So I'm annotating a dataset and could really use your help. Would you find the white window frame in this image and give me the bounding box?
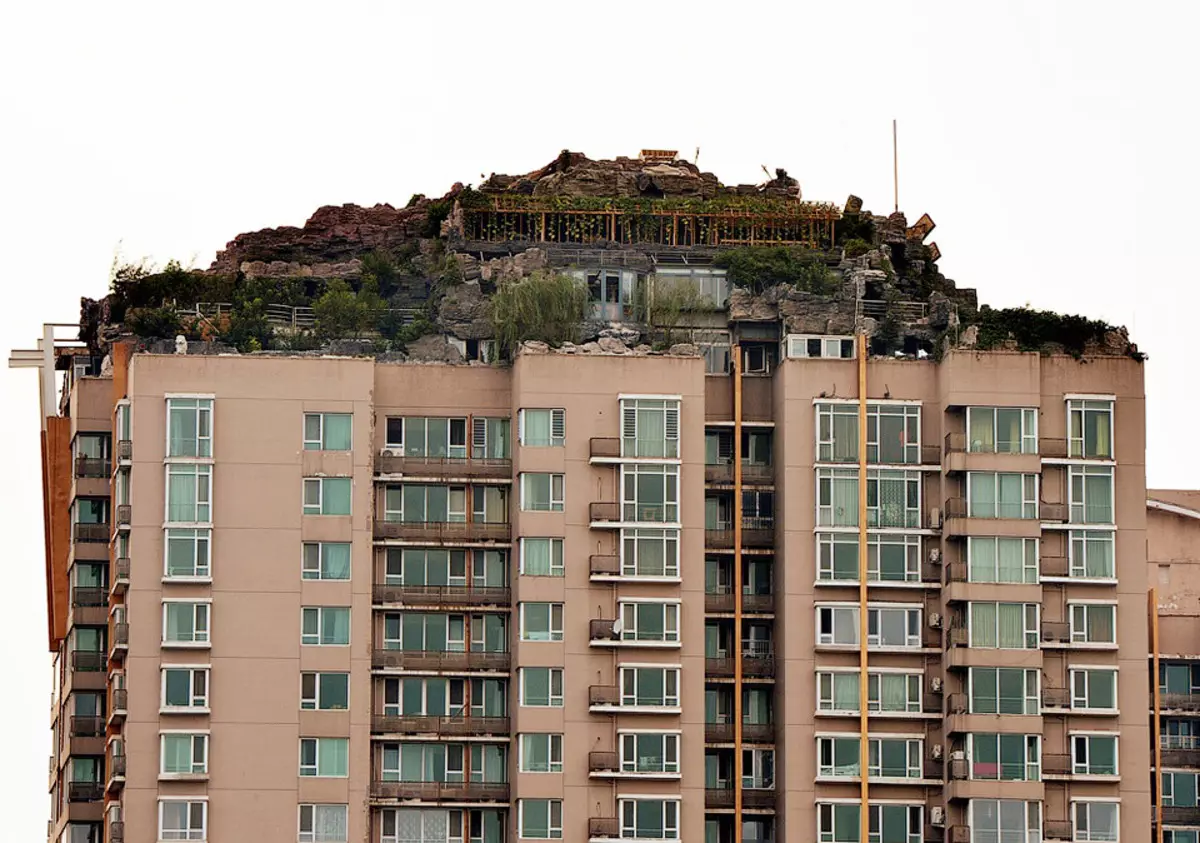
[300,606,351,646]
[966,471,1039,519]
[966,732,1041,781]
[298,804,349,843]
[967,602,1040,649]
[867,606,922,649]
[518,409,565,447]
[619,665,680,708]
[519,538,564,576]
[621,464,680,524]
[1073,800,1120,843]
[165,463,212,524]
[619,798,680,840]
[968,667,1041,715]
[817,605,860,646]
[867,736,923,780]
[520,473,565,513]
[867,672,923,713]
[1072,732,1120,776]
[619,731,680,774]
[300,672,350,711]
[158,799,207,842]
[166,397,213,459]
[298,737,349,778]
[620,529,680,579]
[161,666,209,712]
[817,735,861,777]
[1070,668,1119,712]
[965,406,1039,455]
[162,600,211,647]
[966,536,1039,584]
[1069,465,1115,525]
[519,668,564,708]
[1068,398,1115,459]
[518,733,564,773]
[163,528,211,579]
[1069,530,1116,579]
[967,799,1041,843]
[620,397,681,459]
[302,477,352,516]
[518,798,563,840]
[619,600,680,644]
[159,731,208,776]
[301,542,352,581]
[303,412,352,451]
[816,467,859,526]
[786,334,856,359]
[519,603,565,642]
[1070,603,1117,645]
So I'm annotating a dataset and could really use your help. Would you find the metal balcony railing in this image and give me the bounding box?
[589,438,621,459]
[706,587,775,614]
[706,518,775,549]
[704,462,776,485]
[70,715,104,737]
[108,754,126,777]
[1042,687,1071,709]
[589,818,619,839]
[944,432,1038,456]
[370,649,510,672]
[68,781,103,802]
[588,751,619,773]
[75,457,111,478]
[370,781,508,801]
[589,685,620,707]
[590,554,620,576]
[372,584,510,606]
[109,821,125,843]
[1044,821,1074,841]
[706,648,775,678]
[72,586,106,608]
[375,454,512,479]
[589,502,620,523]
[71,650,106,672]
[1042,753,1071,776]
[1161,807,1200,825]
[705,721,774,743]
[110,689,128,715]
[373,521,511,543]
[371,714,509,736]
[1159,692,1200,712]
[73,522,110,542]
[705,788,775,809]
[1041,621,1071,644]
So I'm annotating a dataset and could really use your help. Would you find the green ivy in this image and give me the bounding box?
[714,246,837,295]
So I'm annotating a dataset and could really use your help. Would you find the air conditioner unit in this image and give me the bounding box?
[381,449,397,458]
[930,676,944,693]
[930,807,946,827]
[950,750,965,762]
[929,548,941,563]
[929,613,943,629]
[931,744,944,760]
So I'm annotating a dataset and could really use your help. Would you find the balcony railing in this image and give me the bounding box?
[590,554,620,576]
[705,722,775,743]
[75,457,111,478]
[1044,821,1074,841]
[372,584,510,606]
[370,781,509,802]
[71,650,106,672]
[117,440,132,461]
[705,589,775,614]
[70,715,104,737]
[1042,753,1071,776]
[704,462,776,485]
[68,781,103,802]
[375,454,512,479]
[110,689,128,719]
[1042,687,1071,709]
[72,586,106,608]
[590,438,621,460]
[371,714,509,736]
[589,818,619,839]
[111,622,129,649]
[73,522,110,542]
[705,788,776,809]
[1159,692,1200,712]
[944,433,1038,457]
[112,556,130,591]
[116,505,131,526]
[590,502,620,524]
[109,821,124,843]
[817,444,941,466]
[589,685,620,707]
[589,751,619,773]
[1160,746,1200,767]
[108,754,126,777]
[1041,621,1070,644]
[373,521,511,543]
[706,519,775,549]
[1161,807,1200,825]
[371,649,510,672]
[945,498,1051,521]
[706,648,775,678]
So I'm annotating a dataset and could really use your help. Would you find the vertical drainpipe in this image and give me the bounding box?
[733,345,744,843]
[1151,587,1163,843]
[857,333,870,842]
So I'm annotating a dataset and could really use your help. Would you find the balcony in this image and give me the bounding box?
[68,781,103,802]
[705,788,776,810]
[1160,693,1200,712]
[75,457,111,478]
[117,440,132,462]
[589,554,620,578]
[372,584,510,607]
[116,505,131,527]
[70,715,104,737]
[106,753,126,792]
[589,502,621,526]
[1041,621,1070,645]
[1160,737,1200,767]
[588,751,619,774]
[73,522,110,543]
[370,781,509,802]
[706,647,775,678]
[71,650,106,672]
[588,685,620,710]
[589,438,621,461]
[1044,821,1074,841]
[1040,554,1068,578]
[109,821,125,843]
[375,453,512,480]
[371,649,510,672]
[1042,753,1070,777]
[705,588,775,614]
[1161,807,1200,825]
[1042,687,1071,710]
[1041,502,1068,523]
[108,689,128,725]
[704,462,776,486]
[71,587,107,625]
[373,521,511,544]
[589,818,619,839]
[109,623,129,661]
[111,557,130,595]
[705,721,775,743]
[371,714,509,736]
[706,518,775,550]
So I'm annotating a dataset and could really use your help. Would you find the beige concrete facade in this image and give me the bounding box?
[38,344,1154,843]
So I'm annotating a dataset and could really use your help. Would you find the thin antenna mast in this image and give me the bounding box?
[893,119,899,213]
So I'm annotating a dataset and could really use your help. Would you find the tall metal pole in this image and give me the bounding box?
[857,333,870,841]
[733,345,744,843]
[893,119,899,213]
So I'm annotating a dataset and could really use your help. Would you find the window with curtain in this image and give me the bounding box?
[622,529,679,577]
[969,602,1038,649]
[163,602,209,645]
[521,538,564,576]
[520,734,562,773]
[165,529,211,578]
[816,403,860,462]
[817,469,858,526]
[818,672,860,712]
[967,472,1036,519]
[818,736,861,777]
[867,470,920,528]
[868,738,921,778]
[1070,530,1115,578]
[1073,802,1119,843]
[969,668,1039,715]
[868,673,921,713]
[620,602,678,642]
[167,398,212,458]
[520,410,564,448]
[298,805,348,843]
[521,473,564,512]
[817,606,860,646]
[303,477,351,516]
[166,464,211,523]
[869,805,922,843]
[1069,399,1113,459]
[1071,669,1117,710]
[621,667,678,707]
[621,398,680,458]
[159,801,206,841]
[303,413,352,451]
[970,800,1040,843]
[867,607,920,648]
[160,733,207,775]
[384,484,464,523]
[967,407,1037,454]
[621,733,678,773]
[379,809,453,843]
[301,542,351,580]
[969,733,1039,780]
[520,799,562,839]
[300,607,350,646]
[622,465,679,522]
[1070,466,1114,524]
[470,744,507,782]
[1070,604,1116,644]
[520,603,563,641]
[386,549,466,586]
[968,537,1038,583]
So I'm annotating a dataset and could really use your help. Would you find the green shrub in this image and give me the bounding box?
[226,298,273,353]
[714,246,836,294]
[125,306,183,339]
[970,306,1123,358]
[843,238,872,259]
[313,279,367,340]
[491,271,588,354]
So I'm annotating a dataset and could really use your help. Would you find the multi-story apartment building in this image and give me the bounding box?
[11,150,1154,843]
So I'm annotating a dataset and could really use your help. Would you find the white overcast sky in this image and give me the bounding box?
[1,1,1195,836]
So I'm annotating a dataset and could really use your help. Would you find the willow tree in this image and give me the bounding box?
[491,271,589,355]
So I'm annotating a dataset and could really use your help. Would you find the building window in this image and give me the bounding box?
[302,477,352,516]
[620,732,679,774]
[1163,771,1200,807]
[968,602,1039,649]
[160,733,208,775]
[869,805,922,843]
[520,538,564,576]
[298,738,349,778]
[1071,669,1118,711]
[695,330,731,374]
[818,803,861,843]
[520,668,564,708]
[166,464,212,523]
[300,673,349,710]
[817,605,859,646]
[1070,531,1115,579]
[1073,801,1119,843]
[520,603,564,642]
[386,548,468,586]
[301,542,352,581]
[620,602,679,643]
[386,417,468,457]
[621,529,679,578]
[1161,662,1200,695]
[867,606,921,648]
[380,809,470,843]
[384,610,469,655]
[868,673,922,713]
[163,602,210,646]
[1068,399,1113,459]
[519,734,563,773]
[815,402,922,465]
[518,409,565,447]
[621,464,679,522]
[1070,604,1116,644]
[379,742,467,782]
[303,413,352,451]
[967,472,1038,519]
[300,607,351,646]
[520,799,563,840]
[159,800,206,841]
[1069,465,1114,524]
[816,468,858,526]
[384,484,467,523]
[520,473,564,512]
[164,529,211,579]
[969,800,1040,843]
[620,798,679,840]
[620,666,679,708]
[167,398,212,458]
[867,737,922,779]
[787,335,856,360]
[968,733,1040,780]
[620,398,680,458]
[1072,734,1118,776]
[967,537,1038,584]
[298,804,348,843]
[818,735,860,777]
[470,614,507,653]
[472,417,511,459]
[162,668,208,711]
[969,667,1040,715]
[966,407,1038,454]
